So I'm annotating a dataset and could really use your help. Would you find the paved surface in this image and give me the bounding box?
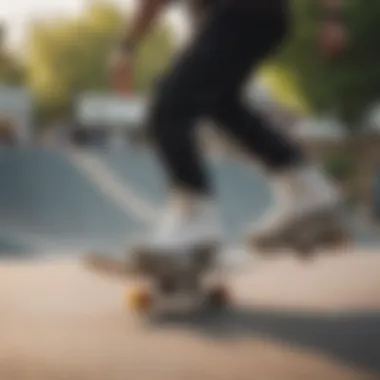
[1,250,380,380]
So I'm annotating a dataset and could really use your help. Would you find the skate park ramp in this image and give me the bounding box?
[0,145,377,258]
[0,147,147,256]
[0,146,274,257]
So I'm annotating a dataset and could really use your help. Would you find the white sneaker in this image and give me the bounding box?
[247,164,348,254]
[132,190,223,274]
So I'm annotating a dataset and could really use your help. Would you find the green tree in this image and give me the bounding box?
[281,0,380,127]
[25,1,174,122]
[258,64,310,115]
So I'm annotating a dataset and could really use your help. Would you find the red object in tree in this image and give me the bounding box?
[318,21,349,60]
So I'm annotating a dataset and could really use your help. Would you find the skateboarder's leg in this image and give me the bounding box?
[148,6,291,195]
[141,3,345,257]
[210,93,345,251]
[211,95,304,171]
[141,5,289,255]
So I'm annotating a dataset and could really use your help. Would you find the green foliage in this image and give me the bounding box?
[0,55,24,85]
[282,0,380,127]
[24,1,174,122]
[258,64,310,115]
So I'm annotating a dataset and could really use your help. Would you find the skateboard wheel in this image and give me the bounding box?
[126,286,152,312]
[208,286,229,309]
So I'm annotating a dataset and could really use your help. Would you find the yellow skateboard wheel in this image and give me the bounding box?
[126,286,152,312]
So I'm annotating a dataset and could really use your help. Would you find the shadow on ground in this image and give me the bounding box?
[151,307,380,376]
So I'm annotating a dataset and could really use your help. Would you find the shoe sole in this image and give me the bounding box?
[247,205,351,257]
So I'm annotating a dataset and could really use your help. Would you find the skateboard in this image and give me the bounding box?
[83,246,230,317]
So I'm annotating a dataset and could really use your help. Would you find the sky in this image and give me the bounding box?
[0,0,188,46]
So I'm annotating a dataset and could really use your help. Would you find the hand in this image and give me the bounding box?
[108,46,134,93]
[318,20,349,60]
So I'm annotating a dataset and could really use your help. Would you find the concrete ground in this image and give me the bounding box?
[1,249,380,380]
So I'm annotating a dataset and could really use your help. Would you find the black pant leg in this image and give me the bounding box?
[148,4,300,193]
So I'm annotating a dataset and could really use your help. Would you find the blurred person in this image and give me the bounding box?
[110,0,350,263]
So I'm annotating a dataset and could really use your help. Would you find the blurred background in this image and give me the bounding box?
[0,0,379,259]
[1,2,380,380]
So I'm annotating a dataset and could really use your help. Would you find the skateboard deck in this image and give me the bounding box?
[83,249,230,317]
